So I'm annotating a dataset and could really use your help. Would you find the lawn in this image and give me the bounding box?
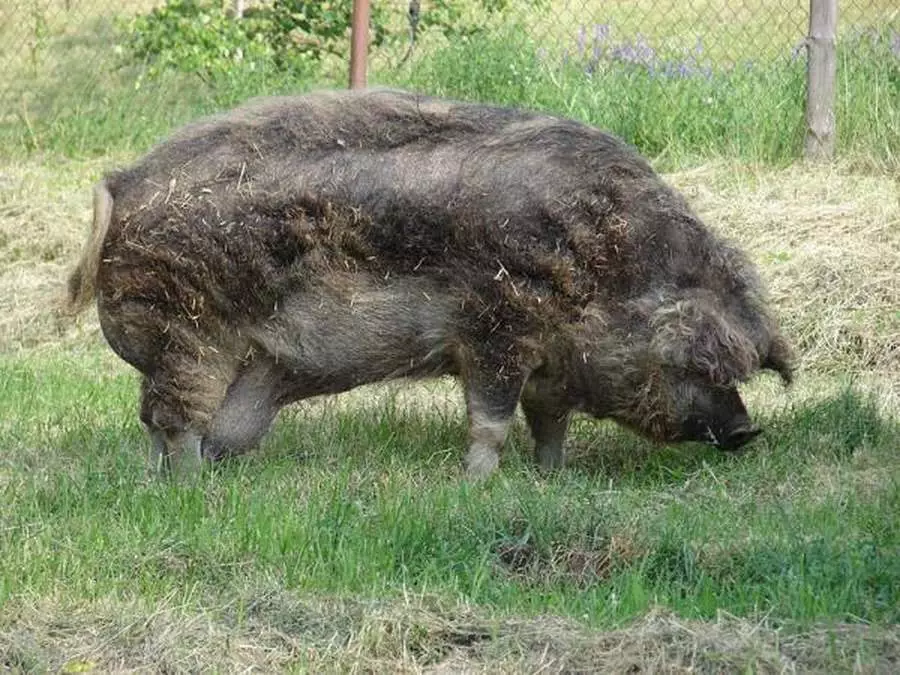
[1,154,898,671]
[0,0,898,671]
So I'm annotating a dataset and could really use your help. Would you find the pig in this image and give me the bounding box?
[66,88,793,477]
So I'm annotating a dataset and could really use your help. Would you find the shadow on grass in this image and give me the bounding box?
[25,373,896,493]
[636,533,900,624]
[260,394,469,474]
[564,385,896,484]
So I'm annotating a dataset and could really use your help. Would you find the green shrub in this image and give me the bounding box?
[117,0,522,81]
[121,0,284,78]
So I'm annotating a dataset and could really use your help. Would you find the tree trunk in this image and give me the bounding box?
[805,0,838,161]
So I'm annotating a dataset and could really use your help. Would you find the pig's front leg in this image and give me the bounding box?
[520,382,570,471]
[460,348,530,478]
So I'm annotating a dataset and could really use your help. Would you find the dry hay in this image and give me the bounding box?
[0,157,112,351]
[1,592,898,673]
[667,161,899,383]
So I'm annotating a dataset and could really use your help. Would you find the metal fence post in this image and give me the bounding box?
[349,0,371,89]
[805,0,838,161]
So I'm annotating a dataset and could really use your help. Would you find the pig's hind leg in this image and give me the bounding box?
[520,383,570,471]
[140,376,204,479]
[141,358,287,476]
[146,425,203,477]
[139,347,261,477]
[200,358,287,462]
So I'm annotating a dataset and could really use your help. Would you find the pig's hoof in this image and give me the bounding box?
[536,446,566,472]
[465,445,500,478]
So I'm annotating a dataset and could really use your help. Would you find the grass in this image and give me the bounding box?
[0,0,898,670]
[522,0,900,61]
[4,598,898,673]
[382,25,900,168]
[1,152,899,669]
[0,346,898,670]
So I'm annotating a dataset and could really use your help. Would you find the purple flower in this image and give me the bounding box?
[635,34,656,64]
[554,24,722,81]
[594,23,610,44]
[610,35,656,67]
[609,42,637,64]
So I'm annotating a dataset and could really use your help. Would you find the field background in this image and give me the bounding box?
[1,0,899,672]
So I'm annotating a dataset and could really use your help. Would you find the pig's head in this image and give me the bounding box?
[576,291,793,451]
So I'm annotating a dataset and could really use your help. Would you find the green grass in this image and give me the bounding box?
[380,26,899,168]
[0,2,898,669]
[3,60,328,159]
[2,349,898,635]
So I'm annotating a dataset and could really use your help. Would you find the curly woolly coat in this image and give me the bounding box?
[68,88,793,475]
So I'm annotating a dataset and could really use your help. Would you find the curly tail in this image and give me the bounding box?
[66,180,113,314]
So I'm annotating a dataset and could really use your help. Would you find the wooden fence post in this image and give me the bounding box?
[349,0,371,89]
[805,0,838,161]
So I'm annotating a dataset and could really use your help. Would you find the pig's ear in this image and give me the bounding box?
[651,300,758,385]
[763,332,794,386]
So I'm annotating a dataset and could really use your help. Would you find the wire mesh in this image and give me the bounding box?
[1,1,896,141]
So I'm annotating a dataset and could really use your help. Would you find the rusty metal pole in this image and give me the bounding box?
[349,0,370,89]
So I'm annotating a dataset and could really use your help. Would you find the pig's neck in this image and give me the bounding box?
[566,332,644,417]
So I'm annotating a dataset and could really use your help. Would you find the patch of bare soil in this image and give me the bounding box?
[1,593,898,673]
[492,516,642,587]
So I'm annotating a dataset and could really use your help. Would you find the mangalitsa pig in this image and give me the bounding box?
[67,88,793,476]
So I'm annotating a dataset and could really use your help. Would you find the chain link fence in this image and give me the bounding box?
[1,1,897,153]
